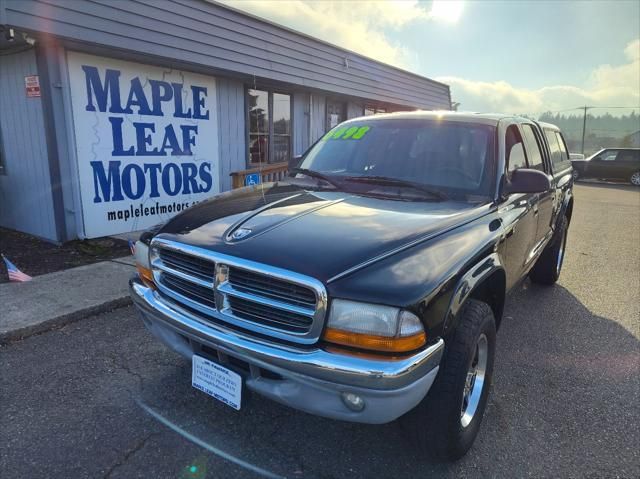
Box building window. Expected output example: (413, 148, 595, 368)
(326, 100, 346, 129)
(273, 93, 291, 163)
(364, 105, 387, 116)
(247, 88, 291, 165)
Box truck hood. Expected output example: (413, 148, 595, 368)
(156, 182, 491, 283)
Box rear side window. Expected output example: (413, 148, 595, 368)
(615, 150, 639, 162)
(521, 125, 545, 171)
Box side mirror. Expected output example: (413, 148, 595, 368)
(592, 156, 601, 162)
(288, 154, 303, 174)
(503, 168, 551, 195)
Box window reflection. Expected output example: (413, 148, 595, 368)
(273, 93, 291, 164)
(247, 89, 291, 165)
(248, 89, 269, 164)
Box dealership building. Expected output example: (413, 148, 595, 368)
(0, 0, 451, 242)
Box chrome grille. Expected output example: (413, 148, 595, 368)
(228, 267, 316, 308)
(158, 248, 215, 282)
(150, 238, 327, 344)
(160, 274, 216, 309)
(227, 296, 312, 334)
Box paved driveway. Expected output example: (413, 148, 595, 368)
(1, 183, 639, 478)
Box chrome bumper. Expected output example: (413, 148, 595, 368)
(130, 278, 444, 424)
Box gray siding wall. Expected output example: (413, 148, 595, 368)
(216, 78, 246, 191)
(293, 92, 310, 156)
(293, 93, 328, 155)
(310, 94, 327, 144)
(347, 101, 364, 119)
(0, 48, 58, 241)
(3, 0, 450, 110)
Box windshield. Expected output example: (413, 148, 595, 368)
(299, 119, 497, 199)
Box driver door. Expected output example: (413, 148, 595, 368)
(588, 150, 617, 179)
(500, 125, 539, 290)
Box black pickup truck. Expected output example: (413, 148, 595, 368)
(130, 112, 574, 461)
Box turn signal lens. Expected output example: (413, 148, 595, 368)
(323, 327, 426, 353)
(133, 241, 155, 287)
(136, 264, 155, 287)
(322, 300, 426, 353)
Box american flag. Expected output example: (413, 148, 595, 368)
(2, 254, 33, 282)
(128, 240, 136, 255)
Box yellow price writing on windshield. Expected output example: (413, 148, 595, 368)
(322, 126, 370, 141)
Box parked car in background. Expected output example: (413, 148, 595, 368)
(569, 153, 585, 160)
(571, 148, 640, 185)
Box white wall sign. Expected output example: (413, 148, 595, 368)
(66, 52, 219, 238)
(24, 75, 41, 97)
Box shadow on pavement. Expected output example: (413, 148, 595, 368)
(575, 180, 639, 192)
(136, 282, 639, 478)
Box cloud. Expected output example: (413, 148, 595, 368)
(218, 1, 453, 68)
(220, 2, 636, 116)
(439, 39, 640, 115)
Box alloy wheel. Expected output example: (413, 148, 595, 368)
(461, 333, 488, 428)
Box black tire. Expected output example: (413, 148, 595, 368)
(529, 215, 568, 285)
(401, 299, 496, 462)
(630, 171, 640, 186)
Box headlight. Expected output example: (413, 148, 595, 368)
(322, 299, 426, 353)
(133, 240, 155, 287)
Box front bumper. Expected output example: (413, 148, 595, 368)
(130, 278, 444, 424)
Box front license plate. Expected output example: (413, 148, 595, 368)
(192, 355, 242, 410)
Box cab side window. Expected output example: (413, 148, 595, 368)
(554, 131, 572, 171)
(521, 124, 545, 171)
(545, 129, 561, 164)
(506, 125, 528, 176)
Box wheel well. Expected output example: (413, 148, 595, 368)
(469, 269, 506, 329)
(565, 198, 574, 225)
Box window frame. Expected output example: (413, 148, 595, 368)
(245, 87, 293, 167)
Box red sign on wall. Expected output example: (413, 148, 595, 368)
(25, 75, 41, 98)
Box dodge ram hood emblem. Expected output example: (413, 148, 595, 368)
(231, 228, 252, 240)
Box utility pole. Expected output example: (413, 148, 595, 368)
(580, 106, 589, 155)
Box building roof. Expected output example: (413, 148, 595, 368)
(1, 0, 451, 109)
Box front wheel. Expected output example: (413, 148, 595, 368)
(572, 169, 580, 182)
(401, 300, 496, 462)
(630, 171, 640, 186)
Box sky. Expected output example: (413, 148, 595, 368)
(221, 0, 640, 116)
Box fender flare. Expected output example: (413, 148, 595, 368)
(442, 252, 505, 335)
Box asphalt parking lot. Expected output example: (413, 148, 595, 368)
(1, 183, 639, 479)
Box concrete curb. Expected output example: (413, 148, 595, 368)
(0, 296, 132, 344)
(0, 259, 136, 345)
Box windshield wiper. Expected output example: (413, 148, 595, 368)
(344, 175, 448, 200)
(291, 167, 342, 188)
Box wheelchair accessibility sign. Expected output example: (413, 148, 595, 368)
(245, 173, 261, 186)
